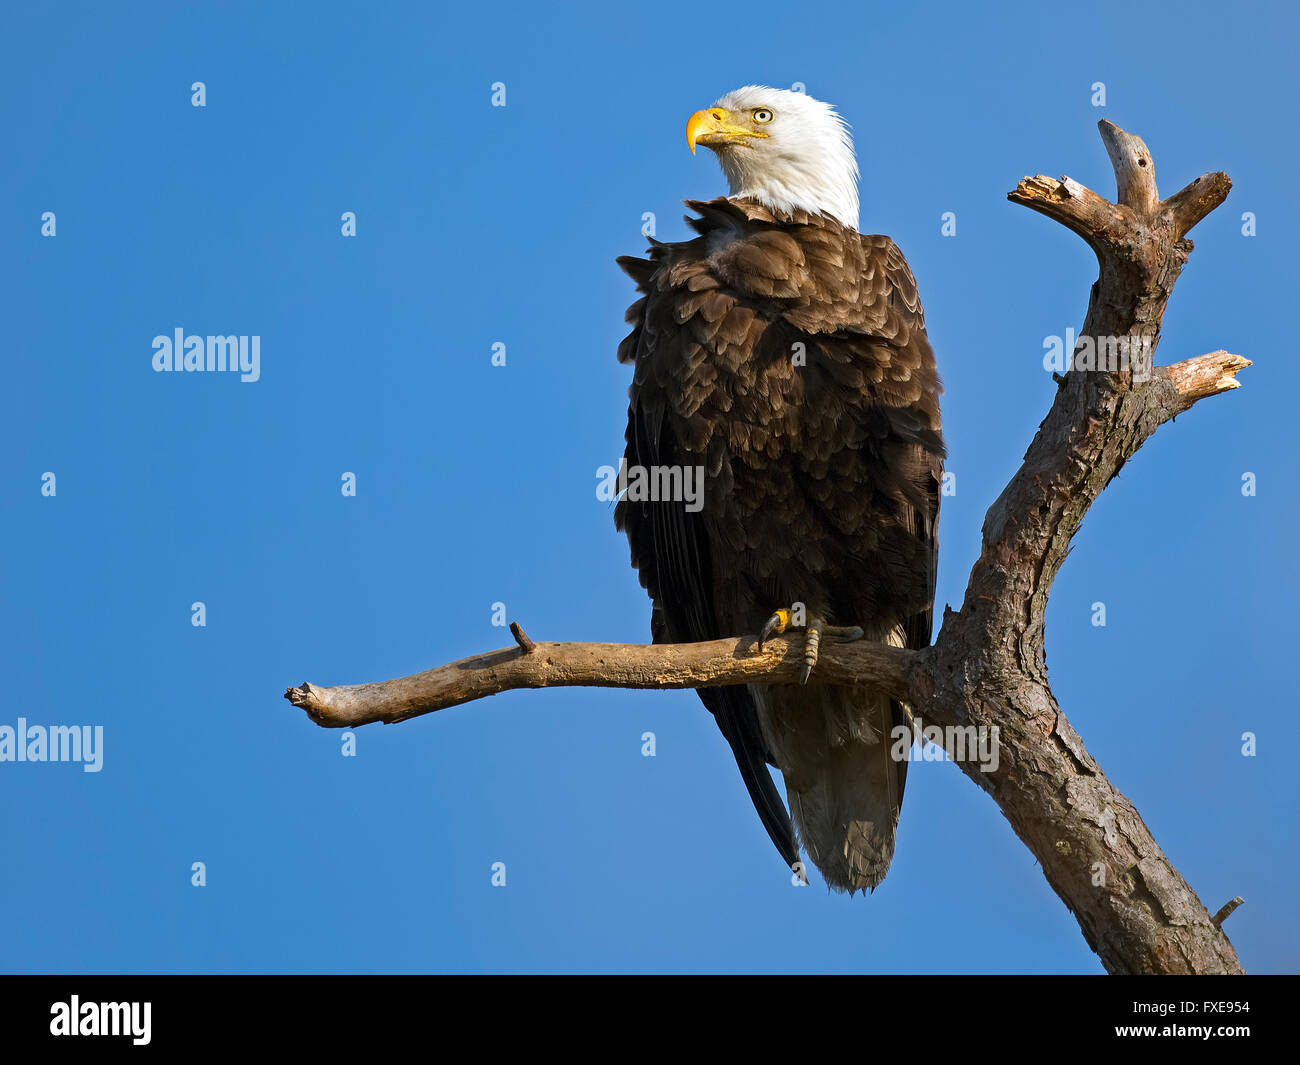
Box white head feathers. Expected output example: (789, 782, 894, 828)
(694, 86, 859, 230)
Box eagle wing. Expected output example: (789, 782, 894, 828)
(617, 308, 800, 872)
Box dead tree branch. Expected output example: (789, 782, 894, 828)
(286, 635, 923, 728)
(285, 121, 1248, 975)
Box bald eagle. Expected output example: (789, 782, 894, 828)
(615, 87, 944, 893)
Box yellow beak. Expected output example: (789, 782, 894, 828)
(686, 108, 766, 154)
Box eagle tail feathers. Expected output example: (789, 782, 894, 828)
(759, 683, 905, 894)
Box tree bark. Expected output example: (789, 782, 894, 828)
(286, 122, 1248, 975)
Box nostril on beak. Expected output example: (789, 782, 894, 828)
(710, 109, 724, 120)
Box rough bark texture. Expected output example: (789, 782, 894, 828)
(286, 122, 1248, 974)
(937, 121, 1244, 975)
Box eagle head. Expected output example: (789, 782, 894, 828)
(686, 85, 859, 231)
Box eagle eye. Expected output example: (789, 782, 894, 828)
(752, 108, 774, 124)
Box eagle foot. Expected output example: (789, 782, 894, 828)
(757, 608, 864, 684)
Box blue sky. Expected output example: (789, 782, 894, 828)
(2, 0, 1295, 974)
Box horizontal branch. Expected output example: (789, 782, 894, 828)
(286, 632, 924, 729)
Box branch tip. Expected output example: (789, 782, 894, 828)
(1211, 896, 1244, 928)
(1161, 350, 1251, 409)
(1098, 120, 1159, 217)
(509, 622, 536, 654)
(1163, 171, 1232, 238)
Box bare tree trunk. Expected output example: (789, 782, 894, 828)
(286, 122, 1248, 975)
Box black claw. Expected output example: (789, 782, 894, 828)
(757, 614, 782, 651)
(799, 663, 812, 685)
